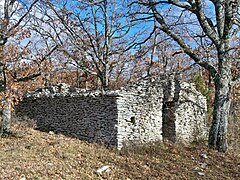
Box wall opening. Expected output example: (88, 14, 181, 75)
(130, 116, 136, 125)
(162, 101, 176, 142)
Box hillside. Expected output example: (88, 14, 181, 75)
(0, 121, 239, 180)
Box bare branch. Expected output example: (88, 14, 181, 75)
(13, 44, 58, 82)
(15, 72, 41, 82)
(193, 0, 220, 47)
(58, 48, 98, 76)
(148, 2, 218, 77)
(8, 0, 39, 34)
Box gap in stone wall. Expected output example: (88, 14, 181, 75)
(162, 102, 176, 142)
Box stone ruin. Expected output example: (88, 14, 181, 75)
(16, 74, 208, 149)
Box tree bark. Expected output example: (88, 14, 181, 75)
(102, 64, 109, 91)
(0, 45, 12, 137)
(84, 72, 88, 90)
(0, 45, 5, 92)
(0, 99, 12, 137)
(208, 51, 232, 152)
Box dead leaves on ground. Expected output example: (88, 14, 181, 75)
(0, 122, 239, 179)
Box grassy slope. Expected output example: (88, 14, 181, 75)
(0, 122, 239, 180)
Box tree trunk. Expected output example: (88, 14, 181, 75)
(208, 53, 232, 152)
(76, 68, 81, 88)
(102, 76, 109, 91)
(0, 43, 12, 137)
(0, 45, 5, 92)
(147, 19, 157, 77)
(0, 100, 12, 137)
(84, 72, 88, 90)
(102, 64, 109, 91)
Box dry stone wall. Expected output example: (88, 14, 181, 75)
(161, 75, 208, 143)
(116, 78, 163, 149)
(174, 82, 208, 142)
(17, 94, 119, 146)
(16, 75, 208, 149)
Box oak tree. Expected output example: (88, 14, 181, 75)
(130, 0, 240, 152)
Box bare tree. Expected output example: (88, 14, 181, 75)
(45, 0, 146, 90)
(131, 0, 240, 152)
(0, 0, 39, 136)
(0, 0, 39, 90)
(0, 0, 59, 136)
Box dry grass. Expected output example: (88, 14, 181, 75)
(228, 100, 240, 154)
(0, 122, 239, 180)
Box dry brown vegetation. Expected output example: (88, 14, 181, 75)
(0, 121, 239, 180)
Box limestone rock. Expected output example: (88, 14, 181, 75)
(96, 165, 111, 174)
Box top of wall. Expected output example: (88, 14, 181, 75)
(23, 73, 199, 101)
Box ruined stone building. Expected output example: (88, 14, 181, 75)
(16, 75, 208, 149)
